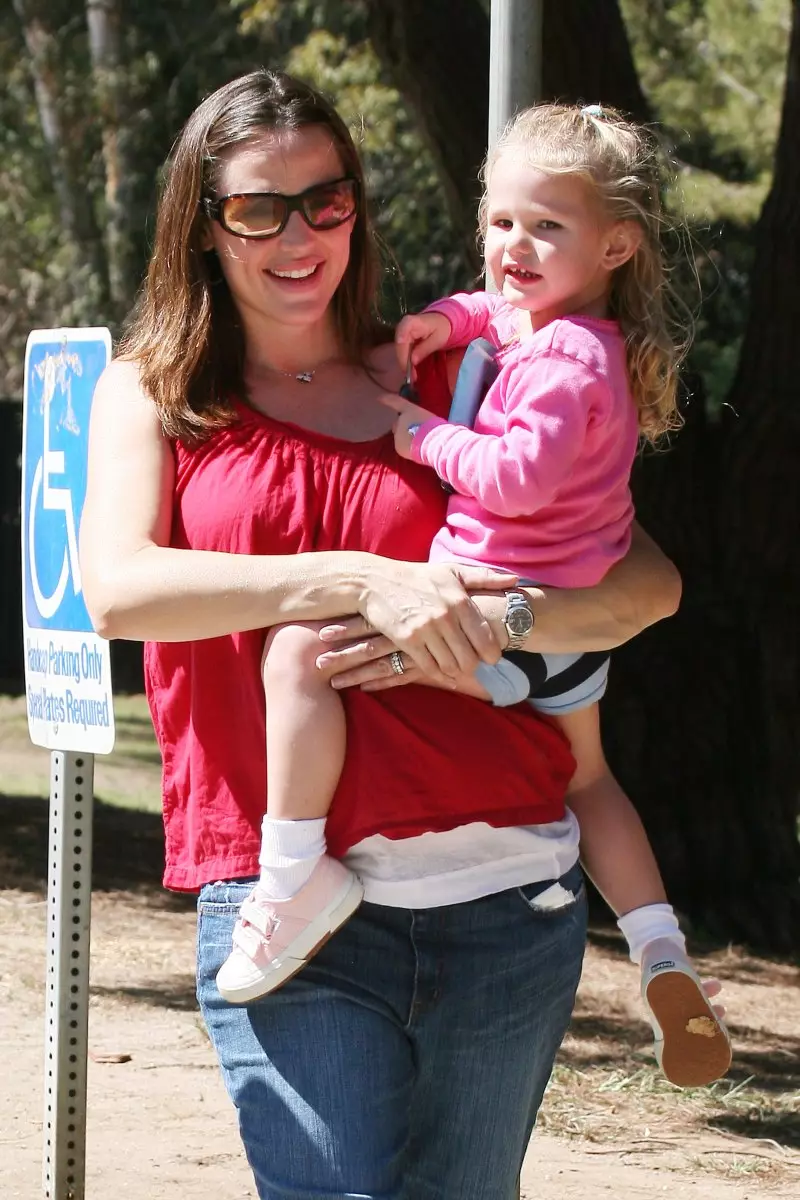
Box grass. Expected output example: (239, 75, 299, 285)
(540, 1050, 800, 1181)
(0, 692, 162, 812)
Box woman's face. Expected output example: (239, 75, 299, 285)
(204, 125, 355, 337)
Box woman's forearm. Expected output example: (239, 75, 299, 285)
(534, 522, 681, 651)
(472, 523, 681, 654)
(83, 545, 376, 642)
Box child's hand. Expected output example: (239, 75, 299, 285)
(395, 311, 452, 370)
(380, 393, 439, 460)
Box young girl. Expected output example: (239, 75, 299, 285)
(216, 103, 730, 1089)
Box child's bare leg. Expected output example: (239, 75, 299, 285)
(256, 622, 348, 901)
(559, 704, 731, 1086)
(263, 622, 346, 821)
(558, 704, 674, 932)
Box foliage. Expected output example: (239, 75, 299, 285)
(239, 2, 475, 314)
(0, 0, 792, 406)
(620, 0, 789, 406)
(620, 0, 788, 180)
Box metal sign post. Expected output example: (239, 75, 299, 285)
(487, 16, 544, 1198)
(488, 0, 543, 150)
(21, 328, 115, 1199)
(486, 0, 543, 302)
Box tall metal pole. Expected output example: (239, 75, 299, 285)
(488, 0, 543, 151)
(488, 28, 545, 1200)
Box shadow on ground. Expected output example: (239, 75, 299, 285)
(90, 979, 200, 1011)
(562, 1009, 800, 1094)
(0, 792, 193, 909)
(710, 1108, 800, 1150)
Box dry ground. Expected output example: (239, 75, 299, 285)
(1, 695, 798, 1199)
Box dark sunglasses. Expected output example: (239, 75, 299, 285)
(202, 176, 359, 240)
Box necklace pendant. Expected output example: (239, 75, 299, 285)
(296, 370, 314, 383)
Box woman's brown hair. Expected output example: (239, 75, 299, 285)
(120, 70, 386, 443)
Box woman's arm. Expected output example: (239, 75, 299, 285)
(79, 359, 507, 676)
(314, 523, 681, 687)
(486, 521, 682, 654)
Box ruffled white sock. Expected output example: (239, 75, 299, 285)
(617, 903, 686, 966)
(258, 816, 327, 900)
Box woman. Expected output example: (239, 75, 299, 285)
(80, 70, 681, 1200)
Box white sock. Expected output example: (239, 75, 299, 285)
(258, 816, 327, 900)
(617, 903, 687, 966)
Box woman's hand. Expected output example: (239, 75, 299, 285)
(316, 626, 450, 692)
(350, 560, 514, 678)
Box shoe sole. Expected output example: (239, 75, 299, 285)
(645, 969, 732, 1087)
(216, 874, 364, 1005)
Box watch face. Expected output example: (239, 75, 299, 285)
(507, 607, 534, 635)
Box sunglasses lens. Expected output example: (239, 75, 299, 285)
(215, 180, 357, 238)
(221, 194, 286, 237)
(303, 180, 358, 228)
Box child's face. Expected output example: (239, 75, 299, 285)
(483, 156, 627, 328)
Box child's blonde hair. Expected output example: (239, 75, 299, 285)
(479, 103, 686, 442)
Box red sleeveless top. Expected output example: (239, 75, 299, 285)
(145, 355, 575, 890)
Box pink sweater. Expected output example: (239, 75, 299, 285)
(414, 292, 639, 587)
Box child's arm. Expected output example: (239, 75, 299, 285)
(425, 292, 508, 347)
(556, 703, 669, 916)
(382, 351, 597, 518)
(395, 292, 508, 369)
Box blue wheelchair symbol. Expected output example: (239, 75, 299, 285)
(23, 334, 109, 632)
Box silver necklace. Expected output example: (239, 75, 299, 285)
(266, 356, 338, 384)
(274, 367, 316, 384)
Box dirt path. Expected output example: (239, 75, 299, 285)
(1, 785, 799, 1198)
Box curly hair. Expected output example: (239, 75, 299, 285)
(479, 103, 688, 443)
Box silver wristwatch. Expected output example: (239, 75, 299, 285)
(503, 589, 534, 651)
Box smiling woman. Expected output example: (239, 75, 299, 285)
(117, 73, 386, 445)
(199, 127, 358, 356)
(78, 70, 683, 1199)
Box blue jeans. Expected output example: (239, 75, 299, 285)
(196, 863, 587, 1200)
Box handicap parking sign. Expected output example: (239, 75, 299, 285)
(21, 328, 115, 753)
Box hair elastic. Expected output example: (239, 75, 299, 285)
(580, 104, 605, 119)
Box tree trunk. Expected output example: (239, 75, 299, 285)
(540, 0, 650, 118)
(365, 0, 490, 271)
(86, 0, 139, 319)
(366, 0, 649, 262)
(603, 6, 800, 948)
(12, 0, 109, 300)
(713, 0, 800, 943)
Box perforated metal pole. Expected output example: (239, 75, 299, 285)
(488, 0, 543, 150)
(42, 751, 94, 1199)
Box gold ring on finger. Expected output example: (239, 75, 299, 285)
(390, 651, 406, 676)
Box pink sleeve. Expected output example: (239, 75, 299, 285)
(412, 352, 602, 517)
(425, 292, 508, 349)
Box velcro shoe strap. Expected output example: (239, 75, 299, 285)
(238, 895, 278, 939)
